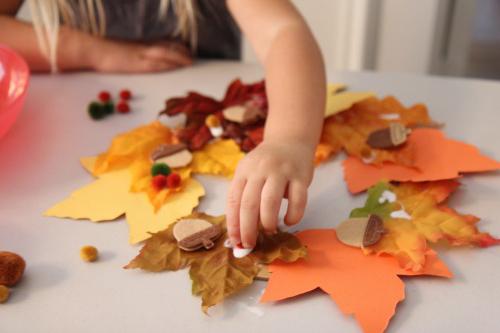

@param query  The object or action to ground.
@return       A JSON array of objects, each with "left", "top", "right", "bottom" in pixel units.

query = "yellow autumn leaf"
[
  {"left": 45, "top": 158, "right": 205, "bottom": 244},
  {"left": 126, "top": 213, "right": 307, "bottom": 312},
  {"left": 191, "top": 139, "right": 244, "bottom": 178},
  {"left": 93, "top": 121, "right": 175, "bottom": 175},
  {"left": 355, "top": 182, "right": 499, "bottom": 271},
  {"left": 129, "top": 159, "right": 193, "bottom": 212}
]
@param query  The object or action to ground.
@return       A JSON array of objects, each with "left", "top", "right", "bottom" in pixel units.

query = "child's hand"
[
  {"left": 90, "top": 39, "right": 192, "bottom": 73},
  {"left": 226, "top": 140, "right": 315, "bottom": 249}
]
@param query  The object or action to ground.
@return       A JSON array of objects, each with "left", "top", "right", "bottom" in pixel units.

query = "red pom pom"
[
  {"left": 117, "top": 101, "right": 130, "bottom": 113},
  {"left": 119, "top": 89, "right": 132, "bottom": 100},
  {"left": 152, "top": 175, "right": 167, "bottom": 191},
  {"left": 166, "top": 173, "right": 181, "bottom": 188},
  {"left": 98, "top": 91, "right": 111, "bottom": 102}
]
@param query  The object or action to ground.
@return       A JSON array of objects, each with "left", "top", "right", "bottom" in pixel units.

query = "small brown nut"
[
  {"left": 0, "top": 252, "right": 26, "bottom": 287},
  {"left": 151, "top": 143, "right": 193, "bottom": 168},
  {"left": 0, "top": 285, "right": 9, "bottom": 303},
  {"left": 336, "top": 214, "right": 385, "bottom": 248},
  {"left": 80, "top": 246, "right": 98, "bottom": 262},
  {"left": 173, "top": 218, "right": 222, "bottom": 251},
  {"left": 366, "top": 123, "right": 410, "bottom": 149}
]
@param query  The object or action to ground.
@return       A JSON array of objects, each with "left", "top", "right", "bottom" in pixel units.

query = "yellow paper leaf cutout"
[
  {"left": 46, "top": 157, "right": 205, "bottom": 244},
  {"left": 191, "top": 139, "right": 244, "bottom": 178},
  {"left": 125, "top": 178, "right": 205, "bottom": 244},
  {"left": 93, "top": 121, "right": 175, "bottom": 175},
  {"left": 324, "top": 83, "right": 375, "bottom": 118},
  {"left": 44, "top": 168, "right": 130, "bottom": 222}
]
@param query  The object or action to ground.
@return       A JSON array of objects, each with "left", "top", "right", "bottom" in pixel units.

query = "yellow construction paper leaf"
[
  {"left": 324, "top": 83, "right": 375, "bottom": 118},
  {"left": 45, "top": 159, "right": 205, "bottom": 244},
  {"left": 126, "top": 178, "right": 205, "bottom": 244},
  {"left": 191, "top": 139, "right": 244, "bottom": 178},
  {"left": 44, "top": 168, "right": 130, "bottom": 222},
  {"left": 126, "top": 213, "right": 307, "bottom": 312},
  {"left": 93, "top": 121, "right": 175, "bottom": 175}
]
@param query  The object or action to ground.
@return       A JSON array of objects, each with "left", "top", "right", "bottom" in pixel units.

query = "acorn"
[
  {"left": 150, "top": 143, "right": 192, "bottom": 168},
  {"left": 173, "top": 219, "right": 222, "bottom": 251},
  {"left": 336, "top": 215, "right": 385, "bottom": 248},
  {"left": 366, "top": 123, "right": 411, "bottom": 149}
]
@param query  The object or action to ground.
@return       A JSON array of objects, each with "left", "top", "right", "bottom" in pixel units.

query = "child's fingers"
[
  {"left": 239, "top": 178, "right": 265, "bottom": 248},
  {"left": 260, "top": 176, "right": 287, "bottom": 234},
  {"left": 284, "top": 180, "right": 307, "bottom": 226},
  {"left": 226, "top": 177, "right": 247, "bottom": 246}
]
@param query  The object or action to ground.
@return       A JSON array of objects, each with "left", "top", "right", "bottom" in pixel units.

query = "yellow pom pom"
[
  {"left": 80, "top": 246, "right": 98, "bottom": 262},
  {"left": 0, "top": 285, "right": 10, "bottom": 304},
  {"left": 205, "top": 115, "right": 220, "bottom": 128}
]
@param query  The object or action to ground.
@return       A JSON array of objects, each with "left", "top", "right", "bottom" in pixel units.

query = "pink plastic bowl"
[{"left": 0, "top": 45, "right": 30, "bottom": 139}]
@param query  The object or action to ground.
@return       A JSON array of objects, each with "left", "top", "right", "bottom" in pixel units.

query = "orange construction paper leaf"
[
  {"left": 190, "top": 139, "right": 244, "bottom": 178},
  {"left": 93, "top": 121, "right": 175, "bottom": 176},
  {"left": 350, "top": 181, "right": 500, "bottom": 271},
  {"left": 261, "top": 229, "right": 451, "bottom": 333},
  {"left": 343, "top": 128, "right": 500, "bottom": 193},
  {"left": 322, "top": 96, "right": 433, "bottom": 165}
]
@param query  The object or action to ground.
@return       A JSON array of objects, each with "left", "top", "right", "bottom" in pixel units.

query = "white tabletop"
[{"left": 1, "top": 62, "right": 499, "bottom": 333}]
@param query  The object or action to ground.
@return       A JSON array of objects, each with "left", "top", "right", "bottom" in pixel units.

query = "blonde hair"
[{"left": 28, "top": 0, "right": 198, "bottom": 72}]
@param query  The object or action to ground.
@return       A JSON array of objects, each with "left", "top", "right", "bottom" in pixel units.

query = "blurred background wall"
[
  {"left": 17, "top": 0, "right": 500, "bottom": 80},
  {"left": 244, "top": 0, "right": 500, "bottom": 80}
]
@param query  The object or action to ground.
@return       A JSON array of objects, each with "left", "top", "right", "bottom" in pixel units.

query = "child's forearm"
[
  {"left": 0, "top": 15, "right": 95, "bottom": 71},
  {"left": 263, "top": 22, "right": 326, "bottom": 149},
  {"left": 228, "top": 0, "right": 326, "bottom": 150}
]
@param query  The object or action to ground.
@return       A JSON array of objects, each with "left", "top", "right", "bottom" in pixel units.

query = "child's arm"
[
  {"left": 226, "top": 0, "right": 326, "bottom": 248},
  {"left": 0, "top": 0, "right": 191, "bottom": 72}
]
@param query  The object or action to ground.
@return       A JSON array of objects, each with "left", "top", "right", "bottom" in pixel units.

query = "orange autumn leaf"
[
  {"left": 129, "top": 159, "right": 193, "bottom": 212},
  {"left": 353, "top": 181, "right": 500, "bottom": 271},
  {"left": 93, "top": 121, "right": 175, "bottom": 175},
  {"left": 321, "top": 96, "right": 433, "bottom": 166},
  {"left": 261, "top": 229, "right": 451, "bottom": 333},
  {"left": 343, "top": 128, "right": 500, "bottom": 193}
]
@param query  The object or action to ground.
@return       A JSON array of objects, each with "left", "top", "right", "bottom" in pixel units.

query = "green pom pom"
[
  {"left": 151, "top": 163, "right": 171, "bottom": 176},
  {"left": 88, "top": 101, "right": 106, "bottom": 120},
  {"left": 102, "top": 101, "right": 114, "bottom": 115}
]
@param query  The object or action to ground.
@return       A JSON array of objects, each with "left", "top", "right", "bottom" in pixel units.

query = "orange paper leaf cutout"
[
  {"left": 344, "top": 128, "right": 500, "bottom": 193},
  {"left": 261, "top": 229, "right": 451, "bottom": 333},
  {"left": 321, "top": 96, "right": 433, "bottom": 166}
]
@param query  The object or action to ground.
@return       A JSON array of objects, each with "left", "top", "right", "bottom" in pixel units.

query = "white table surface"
[{"left": 1, "top": 62, "right": 499, "bottom": 333}]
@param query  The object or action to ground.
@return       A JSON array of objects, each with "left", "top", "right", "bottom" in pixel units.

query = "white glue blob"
[
  {"left": 209, "top": 126, "right": 224, "bottom": 138},
  {"left": 223, "top": 239, "right": 253, "bottom": 258},
  {"left": 390, "top": 209, "right": 412, "bottom": 220},
  {"left": 361, "top": 151, "right": 376, "bottom": 164},
  {"left": 379, "top": 190, "right": 397, "bottom": 204},
  {"left": 379, "top": 113, "right": 400, "bottom": 120}
]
